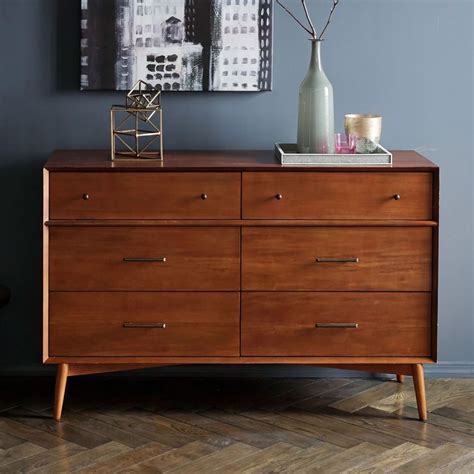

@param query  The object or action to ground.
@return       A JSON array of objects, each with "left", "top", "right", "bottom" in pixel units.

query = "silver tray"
[{"left": 275, "top": 143, "right": 393, "bottom": 166}]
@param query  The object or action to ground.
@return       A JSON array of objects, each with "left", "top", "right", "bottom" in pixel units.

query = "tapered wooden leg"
[
  {"left": 54, "top": 363, "right": 68, "bottom": 421},
  {"left": 412, "top": 364, "right": 427, "bottom": 421},
  {"left": 396, "top": 374, "right": 405, "bottom": 383}
]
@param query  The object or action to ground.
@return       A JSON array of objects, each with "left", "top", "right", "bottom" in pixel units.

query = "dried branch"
[
  {"left": 301, "top": 0, "right": 317, "bottom": 39},
  {"left": 318, "top": 0, "right": 340, "bottom": 40},
  {"left": 276, "top": 0, "right": 314, "bottom": 38}
]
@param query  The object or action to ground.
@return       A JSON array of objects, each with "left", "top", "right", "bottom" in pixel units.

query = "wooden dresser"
[{"left": 43, "top": 150, "right": 439, "bottom": 421}]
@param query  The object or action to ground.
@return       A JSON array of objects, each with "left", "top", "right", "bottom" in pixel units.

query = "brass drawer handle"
[
  {"left": 123, "top": 257, "right": 167, "bottom": 263},
  {"left": 82, "top": 194, "right": 90, "bottom": 200},
  {"left": 275, "top": 194, "right": 283, "bottom": 200},
  {"left": 123, "top": 322, "right": 166, "bottom": 329},
  {"left": 315, "top": 323, "right": 359, "bottom": 329},
  {"left": 316, "top": 257, "right": 359, "bottom": 263},
  {"left": 393, "top": 194, "right": 401, "bottom": 200},
  {"left": 201, "top": 194, "right": 208, "bottom": 200}
]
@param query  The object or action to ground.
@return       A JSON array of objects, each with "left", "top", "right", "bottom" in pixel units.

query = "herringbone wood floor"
[{"left": 0, "top": 376, "right": 473, "bottom": 473}]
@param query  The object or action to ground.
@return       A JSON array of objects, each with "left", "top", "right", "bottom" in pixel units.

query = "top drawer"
[
  {"left": 242, "top": 172, "right": 433, "bottom": 220},
  {"left": 49, "top": 172, "right": 241, "bottom": 220}
]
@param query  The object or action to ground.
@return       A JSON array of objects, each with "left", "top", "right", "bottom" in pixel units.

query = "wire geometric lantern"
[{"left": 110, "top": 80, "right": 163, "bottom": 160}]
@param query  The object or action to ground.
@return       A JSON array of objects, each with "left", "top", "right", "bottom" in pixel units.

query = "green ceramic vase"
[{"left": 297, "top": 40, "right": 335, "bottom": 154}]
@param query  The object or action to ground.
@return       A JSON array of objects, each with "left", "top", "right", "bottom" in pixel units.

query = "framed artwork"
[{"left": 80, "top": 0, "right": 273, "bottom": 92}]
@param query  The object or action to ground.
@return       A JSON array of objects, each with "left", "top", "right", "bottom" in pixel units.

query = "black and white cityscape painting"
[{"left": 80, "top": 0, "right": 273, "bottom": 91}]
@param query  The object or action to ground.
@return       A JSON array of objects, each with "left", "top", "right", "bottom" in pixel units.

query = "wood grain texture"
[
  {"left": 49, "top": 172, "right": 241, "bottom": 219},
  {"left": 163, "top": 411, "right": 282, "bottom": 449},
  {"left": 322, "top": 406, "right": 443, "bottom": 449},
  {"left": 54, "top": 364, "right": 68, "bottom": 421},
  {"left": 391, "top": 442, "right": 473, "bottom": 473},
  {"left": 216, "top": 442, "right": 303, "bottom": 472},
  {"left": 0, "top": 443, "right": 85, "bottom": 473},
  {"left": 412, "top": 364, "right": 428, "bottom": 421},
  {"left": 393, "top": 406, "right": 474, "bottom": 446},
  {"left": 242, "top": 292, "right": 431, "bottom": 357},
  {"left": 300, "top": 441, "right": 385, "bottom": 472},
  {"left": 436, "top": 450, "right": 474, "bottom": 473},
  {"left": 199, "top": 409, "right": 320, "bottom": 448},
  {"left": 45, "top": 356, "right": 436, "bottom": 364},
  {"left": 350, "top": 442, "right": 430, "bottom": 472},
  {"left": 4, "top": 407, "right": 107, "bottom": 449},
  {"left": 274, "top": 406, "right": 407, "bottom": 449},
  {"left": 73, "top": 442, "right": 171, "bottom": 473},
  {"left": 168, "top": 442, "right": 259, "bottom": 473},
  {"left": 49, "top": 227, "right": 240, "bottom": 291},
  {"left": 243, "top": 172, "right": 433, "bottom": 220},
  {"left": 236, "top": 410, "right": 360, "bottom": 448},
  {"left": 434, "top": 406, "right": 474, "bottom": 425},
  {"left": 269, "top": 443, "right": 343, "bottom": 472},
  {"left": 45, "top": 149, "right": 439, "bottom": 172},
  {"left": 126, "top": 440, "right": 218, "bottom": 472},
  {"left": 0, "top": 419, "right": 67, "bottom": 449},
  {"left": 50, "top": 292, "right": 240, "bottom": 357},
  {"left": 32, "top": 441, "right": 131, "bottom": 473},
  {"left": 1, "top": 377, "right": 470, "bottom": 472},
  {"left": 242, "top": 227, "right": 432, "bottom": 291},
  {"left": 406, "top": 379, "right": 474, "bottom": 413},
  {"left": 0, "top": 442, "right": 46, "bottom": 468},
  {"left": 46, "top": 219, "right": 438, "bottom": 227},
  {"left": 43, "top": 169, "right": 49, "bottom": 363},
  {"left": 431, "top": 169, "right": 440, "bottom": 362},
  {"left": 43, "top": 150, "right": 439, "bottom": 428}
]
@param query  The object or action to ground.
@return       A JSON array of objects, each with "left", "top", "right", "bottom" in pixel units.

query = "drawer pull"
[
  {"left": 123, "top": 322, "right": 166, "bottom": 329},
  {"left": 201, "top": 194, "right": 208, "bottom": 200},
  {"left": 275, "top": 194, "right": 283, "bottom": 200},
  {"left": 393, "top": 194, "right": 401, "bottom": 200},
  {"left": 123, "top": 257, "right": 167, "bottom": 263},
  {"left": 82, "top": 194, "right": 89, "bottom": 200},
  {"left": 316, "top": 257, "right": 359, "bottom": 263},
  {"left": 315, "top": 323, "right": 359, "bottom": 329}
]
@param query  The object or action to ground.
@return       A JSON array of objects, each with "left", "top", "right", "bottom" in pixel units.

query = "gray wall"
[{"left": 0, "top": 0, "right": 473, "bottom": 375}]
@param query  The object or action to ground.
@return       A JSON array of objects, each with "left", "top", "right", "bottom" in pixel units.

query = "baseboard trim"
[
  {"left": 0, "top": 362, "right": 473, "bottom": 378},
  {"left": 424, "top": 362, "right": 474, "bottom": 378}
]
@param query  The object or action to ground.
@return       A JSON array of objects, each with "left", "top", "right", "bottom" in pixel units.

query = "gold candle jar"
[{"left": 344, "top": 114, "right": 382, "bottom": 144}]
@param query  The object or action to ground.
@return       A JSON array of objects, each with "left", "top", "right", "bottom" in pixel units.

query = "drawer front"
[
  {"left": 242, "top": 292, "right": 431, "bottom": 356},
  {"left": 242, "top": 227, "right": 432, "bottom": 291},
  {"left": 50, "top": 227, "right": 240, "bottom": 290},
  {"left": 50, "top": 292, "right": 240, "bottom": 356},
  {"left": 50, "top": 172, "right": 241, "bottom": 219},
  {"left": 242, "top": 172, "right": 432, "bottom": 220}
]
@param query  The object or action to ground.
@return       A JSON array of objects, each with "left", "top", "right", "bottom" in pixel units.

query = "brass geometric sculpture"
[{"left": 110, "top": 80, "right": 163, "bottom": 160}]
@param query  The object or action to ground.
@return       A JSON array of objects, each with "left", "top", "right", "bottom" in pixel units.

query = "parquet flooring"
[{"left": 0, "top": 376, "right": 472, "bottom": 472}]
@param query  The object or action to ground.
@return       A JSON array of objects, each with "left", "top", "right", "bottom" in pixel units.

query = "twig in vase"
[
  {"left": 276, "top": 0, "right": 342, "bottom": 41},
  {"left": 275, "top": 0, "right": 316, "bottom": 39},
  {"left": 319, "top": 0, "right": 341, "bottom": 40},
  {"left": 301, "top": 0, "right": 317, "bottom": 39}
]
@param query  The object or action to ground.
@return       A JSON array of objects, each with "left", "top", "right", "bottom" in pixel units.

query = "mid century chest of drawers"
[{"left": 43, "top": 150, "right": 439, "bottom": 421}]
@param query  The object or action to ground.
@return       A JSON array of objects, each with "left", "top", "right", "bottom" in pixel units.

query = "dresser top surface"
[{"left": 45, "top": 150, "right": 438, "bottom": 172}]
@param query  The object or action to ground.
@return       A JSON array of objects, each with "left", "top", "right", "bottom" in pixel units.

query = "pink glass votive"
[{"left": 335, "top": 133, "right": 357, "bottom": 154}]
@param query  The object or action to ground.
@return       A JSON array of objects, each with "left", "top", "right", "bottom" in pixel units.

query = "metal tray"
[{"left": 275, "top": 143, "right": 393, "bottom": 166}]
